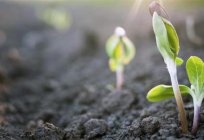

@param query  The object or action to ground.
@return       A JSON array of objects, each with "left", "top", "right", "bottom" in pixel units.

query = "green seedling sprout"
[
  {"left": 186, "top": 56, "right": 204, "bottom": 134},
  {"left": 147, "top": 56, "right": 204, "bottom": 134},
  {"left": 148, "top": 1, "right": 188, "bottom": 132},
  {"left": 39, "top": 8, "right": 71, "bottom": 31},
  {"left": 106, "top": 27, "right": 135, "bottom": 90}
]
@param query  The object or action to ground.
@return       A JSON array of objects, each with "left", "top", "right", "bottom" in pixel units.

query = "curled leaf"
[
  {"left": 152, "top": 12, "right": 180, "bottom": 62},
  {"left": 106, "top": 35, "right": 120, "bottom": 58},
  {"left": 122, "top": 37, "right": 135, "bottom": 64}
]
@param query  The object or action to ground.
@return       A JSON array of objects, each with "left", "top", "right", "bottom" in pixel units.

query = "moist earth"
[{"left": 0, "top": 2, "right": 204, "bottom": 140}]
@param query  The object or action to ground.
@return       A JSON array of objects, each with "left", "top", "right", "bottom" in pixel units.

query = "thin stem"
[
  {"left": 116, "top": 68, "right": 124, "bottom": 90},
  {"left": 167, "top": 60, "right": 188, "bottom": 133},
  {"left": 192, "top": 102, "right": 201, "bottom": 134}
]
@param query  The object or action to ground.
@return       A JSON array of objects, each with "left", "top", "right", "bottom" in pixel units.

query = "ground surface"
[{"left": 0, "top": 2, "right": 204, "bottom": 140}]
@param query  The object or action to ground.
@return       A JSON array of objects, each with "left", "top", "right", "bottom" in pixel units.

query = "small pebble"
[
  {"left": 141, "top": 116, "right": 160, "bottom": 134},
  {"left": 84, "top": 118, "right": 108, "bottom": 139}
]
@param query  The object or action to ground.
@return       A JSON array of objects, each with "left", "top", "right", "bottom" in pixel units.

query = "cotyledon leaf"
[
  {"left": 163, "top": 18, "right": 180, "bottom": 57},
  {"left": 122, "top": 37, "right": 135, "bottom": 64},
  {"left": 113, "top": 43, "right": 123, "bottom": 61},
  {"left": 109, "top": 59, "right": 123, "bottom": 72},
  {"left": 109, "top": 59, "right": 117, "bottom": 71},
  {"left": 147, "top": 84, "right": 191, "bottom": 102},
  {"left": 152, "top": 12, "right": 180, "bottom": 61},
  {"left": 153, "top": 12, "right": 173, "bottom": 59},
  {"left": 106, "top": 35, "right": 120, "bottom": 58},
  {"left": 176, "top": 57, "right": 184, "bottom": 66},
  {"left": 186, "top": 56, "right": 204, "bottom": 91}
]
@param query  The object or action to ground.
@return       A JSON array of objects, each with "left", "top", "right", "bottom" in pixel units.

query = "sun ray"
[{"left": 125, "top": 0, "right": 143, "bottom": 30}]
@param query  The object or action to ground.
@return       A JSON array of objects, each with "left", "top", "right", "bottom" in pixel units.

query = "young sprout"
[
  {"left": 186, "top": 56, "right": 204, "bottom": 134},
  {"left": 147, "top": 56, "right": 204, "bottom": 134},
  {"left": 39, "top": 8, "right": 71, "bottom": 31},
  {"left": 106, "top": 27, "right": 135, "bottom": 90},
  {"left": 148, "top": 2, "right": 188, "bottom": 132}
]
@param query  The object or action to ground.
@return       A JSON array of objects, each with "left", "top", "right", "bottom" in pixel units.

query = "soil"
[{"left": 0, "top": 2, "right": 204, "bottom": 140}]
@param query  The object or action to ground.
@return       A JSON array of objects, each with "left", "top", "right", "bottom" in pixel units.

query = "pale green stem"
[
  {"left": 167, "top": 59, "right": 188, "bottom": 133},
  {"left": 116, "top": 68, "right": 124, "bottom": 91},
  {"left": 191, "top": 101, "right": 200, "bottom": 134}
]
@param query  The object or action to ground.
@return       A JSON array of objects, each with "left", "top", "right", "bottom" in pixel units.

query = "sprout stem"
[
  {"left": 116, "top": 68, "right": 124, "bottom": 90},
  {"left": 192, "top": 102, "right": 201, "bottom": 134},
  {"left": 167, "top": 59, "right": 188, "bottom": 133}
]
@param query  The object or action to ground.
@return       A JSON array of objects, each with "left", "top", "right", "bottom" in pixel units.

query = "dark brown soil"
[{"left": 0, "top": 2, "right": 204, "bottom": 140}]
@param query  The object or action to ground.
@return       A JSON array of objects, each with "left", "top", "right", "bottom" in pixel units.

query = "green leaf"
[
  {"left": 122, "top": 37, "right": 136, "bottom": 64},
  {"left": 186, "top": 56, "right": 204, "bottom": 91},
  {"left": 152, "top": 12, "right": 180, "bottom": 61},
  {"left": 109, "top": 59, "right": 117, "bottom": 71},
  {"left": 109, "top": 59, "right": 123, "bottom": 72},
  {"left": 106, "top": 35, "right": 120, "bottom": 58},
  {"left": 176, "top": 57, "right": 184, "bottom": 66},
  {"left": 113, "top": 43, "right": 123, "bottom": 61},
  {"left": 163, "top": 18, "right": 180, "bottom": 57},
  {"left": 147, "top": 84, "right": 190, "bottom": 102}
]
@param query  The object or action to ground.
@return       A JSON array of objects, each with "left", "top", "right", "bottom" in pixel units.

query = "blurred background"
[
  {"left": 0, "top": 0, "right": 203, "bottom": 87},
  {"left": 0, "top": 0, "right": 203, "bottom": 79}
]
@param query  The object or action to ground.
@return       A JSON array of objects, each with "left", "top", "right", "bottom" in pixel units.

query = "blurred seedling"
[
  {"left": 147, "top": 1, "right": 188, "bottom": 133},
  {"left": 38, "top": 8, "right": 71, "bottom": 31},
  {"left": 106, "top": 27, "right": 135, "bottom": 90}
]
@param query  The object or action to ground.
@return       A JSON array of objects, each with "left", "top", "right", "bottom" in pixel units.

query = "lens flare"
[{"left": 126, "top": 0, "right": 143, "bottom": 28}]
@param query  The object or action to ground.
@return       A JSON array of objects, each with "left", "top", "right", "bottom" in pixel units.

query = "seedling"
[
  {"left": 186, "top": 56, "right": 204, "bottom": 134},
  {"left": 39, "top": 8, "right": 71, "bottom": 31},
  {"left": 106, "top": 27, "right": 135, "bottom": 90},
  {"left": 147, "top": 56, "right": 204, "bottom": 134},
  {"left": 148, "top": 2, "right": 188, "bottom": 132}
]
